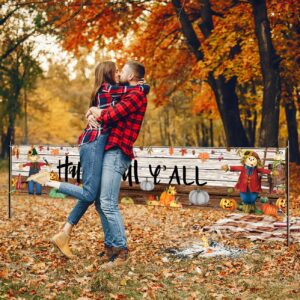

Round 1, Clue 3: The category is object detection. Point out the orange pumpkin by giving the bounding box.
[159,186,176,206]
[276,198,286,209]
[50,171,59,181]
[261,203,278,217]
[220,198,237,211]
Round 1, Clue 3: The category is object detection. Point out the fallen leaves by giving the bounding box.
[0,168,300,299]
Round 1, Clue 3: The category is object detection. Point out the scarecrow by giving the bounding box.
[221,150,277,213]
[19,147,49,195]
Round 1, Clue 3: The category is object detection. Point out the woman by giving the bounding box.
[28,61,149,259]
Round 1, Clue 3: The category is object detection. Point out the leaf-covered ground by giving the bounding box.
[0,164,300,299]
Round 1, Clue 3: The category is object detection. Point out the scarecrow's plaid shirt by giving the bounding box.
[77,83,148,148]
[96,88,148,159]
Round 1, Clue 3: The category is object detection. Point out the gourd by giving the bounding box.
[189,189,209,205]
[120,197,134,204]
[260,196,269,203]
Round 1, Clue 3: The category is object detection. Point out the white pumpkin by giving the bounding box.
[189,189,209,205]
[140,178,154,191]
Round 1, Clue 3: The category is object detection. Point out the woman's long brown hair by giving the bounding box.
[89,61,116,107]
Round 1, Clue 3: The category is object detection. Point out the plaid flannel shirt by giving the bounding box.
[77,83,149,146]
[96,89,148,159]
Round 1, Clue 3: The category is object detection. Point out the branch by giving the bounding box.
[0,6,20,26]
[0,0,88,62]
[171,0,204,61]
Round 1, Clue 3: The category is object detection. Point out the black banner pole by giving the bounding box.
[286,140,290,246]
[8,141,12,218]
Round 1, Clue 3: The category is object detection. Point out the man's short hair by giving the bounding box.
[126,60,145,80]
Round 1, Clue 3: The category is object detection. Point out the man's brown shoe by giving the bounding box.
[51,231,74,259]
[101,248,130,269]
[98,245,114,263]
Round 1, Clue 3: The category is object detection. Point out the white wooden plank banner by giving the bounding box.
[11,145,286,190]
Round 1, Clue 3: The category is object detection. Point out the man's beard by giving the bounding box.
[119,78,129,85]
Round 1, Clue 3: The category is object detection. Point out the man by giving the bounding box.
[87,61,148,265]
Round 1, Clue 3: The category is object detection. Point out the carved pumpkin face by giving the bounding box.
[276,198,286,209]
[50,171,59,181]
[220,198,237,211]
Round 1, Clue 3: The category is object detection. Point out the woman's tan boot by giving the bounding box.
[51,231,74,259]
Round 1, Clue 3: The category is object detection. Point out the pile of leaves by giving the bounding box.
[0,168,299,299]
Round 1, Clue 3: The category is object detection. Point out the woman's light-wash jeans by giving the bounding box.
[58,136,131,250]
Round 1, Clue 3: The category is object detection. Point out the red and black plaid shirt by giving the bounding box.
[97,89,148,159]
[78,83,148,146]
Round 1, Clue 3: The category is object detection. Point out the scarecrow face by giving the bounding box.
[27,150,40,162]
[245,155,258,167]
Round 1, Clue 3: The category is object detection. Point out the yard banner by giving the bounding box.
[8,144,290,244]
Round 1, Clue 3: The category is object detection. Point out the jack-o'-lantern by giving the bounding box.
[159,186,176,206]
[50,171,59,181]
[220,198,237,211]
[276,198,286,210]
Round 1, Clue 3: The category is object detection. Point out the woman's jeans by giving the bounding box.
[58,137,131,250]
[58,134,108,225]
[95,147,132,250]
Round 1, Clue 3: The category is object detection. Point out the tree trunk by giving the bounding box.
[209,118,214,147]
[251,0,281,147]
[195,122,201,146]
[172,0,249,147]
[1,120,14,159]
[285,100,300,164]
[159,116,165,145]
[23,88,28,144]
[208,74,249,146]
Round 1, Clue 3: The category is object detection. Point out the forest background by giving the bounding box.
[0,0,299,162]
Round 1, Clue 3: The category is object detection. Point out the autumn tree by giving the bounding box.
[250,0,281,147]
[0,43,42,158]
[8,0,299,156]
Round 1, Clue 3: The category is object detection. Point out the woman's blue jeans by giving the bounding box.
[58,134,108,225]
[58,136,131,250]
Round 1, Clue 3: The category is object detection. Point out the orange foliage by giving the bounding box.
[43,0,300,122]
